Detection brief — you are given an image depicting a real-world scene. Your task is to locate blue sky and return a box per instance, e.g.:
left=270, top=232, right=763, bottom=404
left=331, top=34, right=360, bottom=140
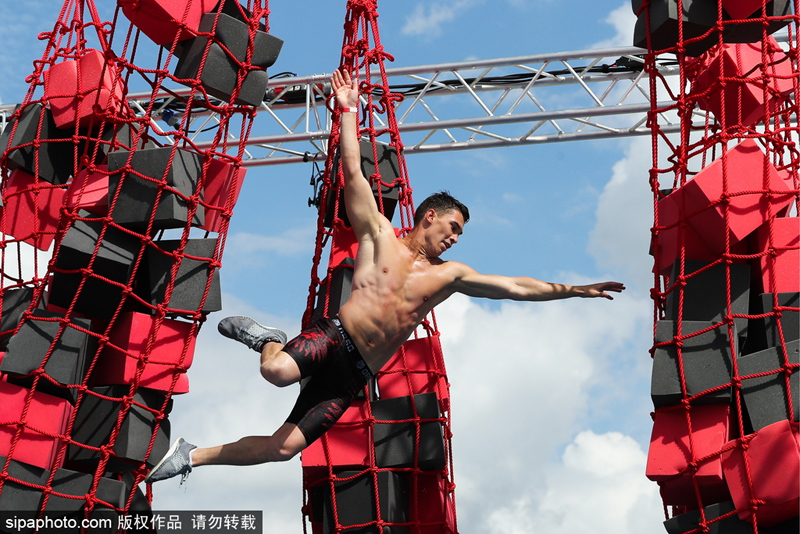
left=0, top=2, right=668, bottom=533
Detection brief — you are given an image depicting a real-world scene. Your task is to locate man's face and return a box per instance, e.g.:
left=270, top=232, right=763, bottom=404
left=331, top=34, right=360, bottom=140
left=426, top=209, right=465, bottom=256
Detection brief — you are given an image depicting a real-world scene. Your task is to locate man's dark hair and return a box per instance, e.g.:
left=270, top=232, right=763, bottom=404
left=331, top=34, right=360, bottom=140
left=414, top=191, right=470, bottom=226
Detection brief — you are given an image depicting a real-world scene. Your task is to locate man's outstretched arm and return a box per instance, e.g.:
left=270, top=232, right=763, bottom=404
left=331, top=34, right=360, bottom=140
left=331, top=69, right=388, bottom=240
left=450, top=264, right=625, bottom=301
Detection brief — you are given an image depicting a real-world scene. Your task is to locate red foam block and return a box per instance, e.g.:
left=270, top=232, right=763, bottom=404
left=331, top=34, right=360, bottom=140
left=752, top=217, right=800, bottom=294
left=690, top=38, right=794, bottom=128
left=329, top=222, right=358, bottom=269
left=646, top=404, right=731, bottom=506
left=412, top=472, right=457, bottom=533
left=377, top=334, right=450, bottom=412
left=120, top=0, right=216, bottom=46
left=199, top=157, right=246, bottom=233
left=66, top=165, right=109, bottom=216
left=721, top=419, right=800, bottom=527
left=92, top=312, right=196, bottom=394
left=722, top=0, right=772, bottom=20
left=656, top=191, right=718, bottom=276
left=328, top=224, right=405, bottom=268
left=44, top=49, right=125, bottom=129
left=1, top=168, right=66, bottom=251
left=681, top=140, right=795, bottom=255
left=301, top=399, right=370, bottom=480
left=0, top=380, right=72, bottom=471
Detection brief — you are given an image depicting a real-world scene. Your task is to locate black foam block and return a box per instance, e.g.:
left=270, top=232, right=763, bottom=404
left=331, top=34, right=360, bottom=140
left=371, top=392, right=446, bottom=471
left=763, top=515, right=800, bottom=534
left=120, top=471, right=153, bottom=519
left=198, top=12, right=282, bottom=69
left=138, top=238, right=222, bottom=314
left=0, top=309, right=96, bottom=403
left=314, top=470, right=409, bottom=534
left=42, top=468, right=126, bottom=534
left=48, top=215, right=140, bottom=321
left=651, top=320, right=736, bottom=407
left=81, top=122, right=143, bottom=165
left=66, top=385, right=172, bottom=471
left=107, top=147, right=204, bottom=231
left=723, top=0, right=792, bottom=43
left=174, top=37, right=269, bottom=106
left=0, top=456, right=49, bottom=513
left=738, top=340, right=799, bottom=432
left=213, top=0, right=266, bottom=30
left=633, top=0, right=721, bottom=57
left=325, top=140, right=402, bottom=228
left=0, top=287, right=40, bottom=351
left=0, top=103, right=74, bottom=185
left=664, top=501, right=751, bottom=534
left=746, top=292, right=800, bottom=353
left=666, top=260, right=750, bottom=342
left=312, top=258, right=354, bottom=323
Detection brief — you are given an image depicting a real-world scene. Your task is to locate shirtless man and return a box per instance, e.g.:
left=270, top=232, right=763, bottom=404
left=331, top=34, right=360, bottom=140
left=145, top=69, right=625, bottom=483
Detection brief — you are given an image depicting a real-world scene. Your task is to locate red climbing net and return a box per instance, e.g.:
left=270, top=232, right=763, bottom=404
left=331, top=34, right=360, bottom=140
left=299, top=1, right=457, bottom=533
left=0, top=0, right=273, bottom=528
left=638, top=0, right=800, bottom=532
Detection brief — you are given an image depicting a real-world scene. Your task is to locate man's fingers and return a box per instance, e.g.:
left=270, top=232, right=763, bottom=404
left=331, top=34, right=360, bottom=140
left=331, top=70, right=343, bottom=90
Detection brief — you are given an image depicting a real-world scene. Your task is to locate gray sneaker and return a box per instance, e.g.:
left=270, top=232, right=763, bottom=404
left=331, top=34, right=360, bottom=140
left=145, top=437, right=196, bottom=484
left=218, top=316, right=288, bottom=353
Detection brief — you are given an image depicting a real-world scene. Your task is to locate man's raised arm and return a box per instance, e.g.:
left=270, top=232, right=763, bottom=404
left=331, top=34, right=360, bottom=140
left=450, top=264, right=625, bottom=301
left=331, top=69, right=387, bottom=240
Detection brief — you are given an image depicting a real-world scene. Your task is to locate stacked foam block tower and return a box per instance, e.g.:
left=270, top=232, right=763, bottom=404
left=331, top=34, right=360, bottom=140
left=648, top=141, right=799, bottom=533
left=636, top=2, right=800, bottom=532
left=302, top=140, right=456, bottom=534
left=0, top=0, right=277, bottom=526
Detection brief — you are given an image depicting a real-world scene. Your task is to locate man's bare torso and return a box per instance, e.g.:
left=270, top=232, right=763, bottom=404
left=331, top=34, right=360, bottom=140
left=337, top=223, right=459, bottom=373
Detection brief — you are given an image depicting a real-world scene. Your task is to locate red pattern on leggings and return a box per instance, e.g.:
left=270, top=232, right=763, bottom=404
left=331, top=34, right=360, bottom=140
left=283, top=318, right=369, bottom=444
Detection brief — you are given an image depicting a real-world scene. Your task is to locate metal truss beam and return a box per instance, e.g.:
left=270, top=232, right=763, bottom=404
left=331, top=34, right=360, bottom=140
left=1, top=45, right=684, bottom=166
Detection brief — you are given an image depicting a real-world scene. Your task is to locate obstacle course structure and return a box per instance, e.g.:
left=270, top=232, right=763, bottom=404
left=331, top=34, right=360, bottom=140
left=0, top=0, right=280, bottom=528
left=637, top=1, right=799, bottom=532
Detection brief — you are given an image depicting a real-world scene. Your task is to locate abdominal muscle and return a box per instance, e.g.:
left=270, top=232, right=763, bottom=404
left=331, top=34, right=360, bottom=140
left=338, top=290, right=419, bottom=373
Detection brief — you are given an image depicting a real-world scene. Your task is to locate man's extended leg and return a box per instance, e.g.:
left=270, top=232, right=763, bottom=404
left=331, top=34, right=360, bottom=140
left=145, top=423, right=307, bottom=483
left=192, top=423, right=307, bottom=466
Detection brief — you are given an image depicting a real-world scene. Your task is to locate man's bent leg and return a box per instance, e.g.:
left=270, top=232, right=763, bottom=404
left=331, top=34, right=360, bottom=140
left=192, top=423, right=307, bottom=466
left=260, top=344, right=302, bottom=387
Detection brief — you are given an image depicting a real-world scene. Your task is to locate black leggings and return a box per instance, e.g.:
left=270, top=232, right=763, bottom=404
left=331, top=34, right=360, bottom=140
left=282, top=317, right=372, bottom=444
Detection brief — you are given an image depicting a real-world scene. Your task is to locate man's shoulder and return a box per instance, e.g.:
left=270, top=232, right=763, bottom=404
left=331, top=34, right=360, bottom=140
left=431, top=259, right=473, bottom=279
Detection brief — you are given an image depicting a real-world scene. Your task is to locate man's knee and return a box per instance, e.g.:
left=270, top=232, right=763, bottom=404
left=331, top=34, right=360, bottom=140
left=273, top=442, right=303, bottom=462
left=268, top=429, right=306, bottom=462
left=260, top=351, right=299, bottom=387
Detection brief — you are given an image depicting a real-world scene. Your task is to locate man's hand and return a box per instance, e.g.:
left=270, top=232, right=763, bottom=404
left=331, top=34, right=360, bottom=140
left=579, top=281, right=626, bottom=300
left=331, top=69, right=359, bottom=109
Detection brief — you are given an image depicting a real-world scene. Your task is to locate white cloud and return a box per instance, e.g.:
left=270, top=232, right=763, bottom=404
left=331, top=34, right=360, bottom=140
left=483, top=430, right=663, bottom=534
left=225, top=226, right=315, bottom=258
left=592, top=3, right=637, bottom=49
left=587, top=136, right=654, bottom=289
left=435, top=288, right=651, bottom=530
left=0, top=238, right=53, bottom=283
left=401, top=1, right=476, bottom=38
